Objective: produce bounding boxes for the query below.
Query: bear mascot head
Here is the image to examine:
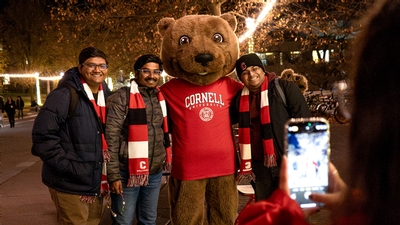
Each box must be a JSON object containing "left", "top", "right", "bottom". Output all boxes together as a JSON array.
[
  {"left": 280, "top": 68, "right": 309, "bottom": 94},
  {"left": 157, "top": 13, "right": 239, "bottom": 86}
]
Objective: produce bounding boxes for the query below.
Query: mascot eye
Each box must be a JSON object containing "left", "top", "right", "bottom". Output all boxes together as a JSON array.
[
  {"left": 213, "top": 33, "right": 224, "bottom": 43},
  {"left": 179, "top": 36, "right": 190, "bottom": 45}
]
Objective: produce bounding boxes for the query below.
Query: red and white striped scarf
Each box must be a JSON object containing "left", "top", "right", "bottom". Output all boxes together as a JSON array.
[
  {"left": 238, "top": 78, "right": 276, "bottom": 181},
  {"left": 79, "top": 77, "right": 110, "bottom": 203},
  {"left": 127, "top": 80, "right": 172, "bottom": 187}
]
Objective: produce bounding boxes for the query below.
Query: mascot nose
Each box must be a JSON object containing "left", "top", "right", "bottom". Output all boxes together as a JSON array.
[{"left": 195, "top": 54, "right": 213, "bottom": 66}]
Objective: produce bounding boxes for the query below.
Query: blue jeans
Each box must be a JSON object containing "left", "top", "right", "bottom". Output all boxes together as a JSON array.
[{"left": 111, "top": 170, "right": 162, "bottom": 225}]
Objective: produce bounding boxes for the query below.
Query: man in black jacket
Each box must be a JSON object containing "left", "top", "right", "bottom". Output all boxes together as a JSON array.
[
  {"left": 231, "top": 53, "right": 312, "bottom": 201},
  {"left": 32, "top": 47, "right": 111, "bottom": 225}
]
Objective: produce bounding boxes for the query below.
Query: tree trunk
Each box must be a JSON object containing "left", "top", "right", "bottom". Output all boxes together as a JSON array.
[
  {"left": 206, "top": 0, "right": 226, "bottom": 16},
  {"left": 29, "top": 84, "right": 35, "bottom": 103}
]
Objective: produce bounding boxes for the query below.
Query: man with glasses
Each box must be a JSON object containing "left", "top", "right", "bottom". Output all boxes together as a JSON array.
[
  {"left": 231, "top": 53, "right": 311, "bottom": 201},
  {"left": 106, "top": 54, "right": 171, "bottom": 225},
  {"left": 32, "top": 47, "right": 111, "bottom": 225}
]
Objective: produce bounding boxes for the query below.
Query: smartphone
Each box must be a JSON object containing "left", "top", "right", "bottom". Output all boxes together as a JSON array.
[{"left": 284, "top": 117, "right": 330, "bottom": 208}]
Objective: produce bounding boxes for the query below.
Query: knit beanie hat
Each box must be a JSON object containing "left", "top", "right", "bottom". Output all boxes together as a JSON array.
[{"left": 235, "top": 53, "right": 265, "bottom": 76}]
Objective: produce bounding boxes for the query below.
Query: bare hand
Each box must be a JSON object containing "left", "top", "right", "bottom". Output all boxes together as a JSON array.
[
  {"left": 110, "top": 180, "right": 123, "bottom": 195},
  {"left": 279, "top": 156, "right": 347, "bottom": 217},
  {"left": 308, "top": 163, "right": 347, "bottom": 210}
]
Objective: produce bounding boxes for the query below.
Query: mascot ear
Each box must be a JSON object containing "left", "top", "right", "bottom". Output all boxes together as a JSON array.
[
  {"left": 281, "top": 68, "right": 294, "bottom": 79},
  {"left": 158, "top": 17, "right": 175, "bottom": 37},
  {"left": 221, "top": 13, "right": 238, "bottom": 32}
]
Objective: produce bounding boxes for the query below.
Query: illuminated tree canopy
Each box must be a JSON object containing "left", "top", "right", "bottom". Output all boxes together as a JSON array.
[{"left": 1, "top": 0, "right": 375, "bottom": 89}]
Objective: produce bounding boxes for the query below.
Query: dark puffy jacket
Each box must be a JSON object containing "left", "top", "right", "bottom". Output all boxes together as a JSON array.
[
  {"left": 106, "top": 85, "right": 166, "bottom": 184},
  {"left": 4, "top": 100, "right": 16, "bottom": 115},
  {"left": 31, "top": 67, "right": 110, "bottom": 196}
]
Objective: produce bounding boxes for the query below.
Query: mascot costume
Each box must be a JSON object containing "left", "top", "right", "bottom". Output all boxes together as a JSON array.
[
  {"left": 280, "top": 68, "right": 308, "bottom": 94},
  {"left": 158, "top": 13, "right": 243, "bottom": 225}
]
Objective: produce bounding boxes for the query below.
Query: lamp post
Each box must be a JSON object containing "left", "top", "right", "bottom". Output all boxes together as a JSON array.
[{"left": 34, "top": 72, "right": 41, "bottom": 105}]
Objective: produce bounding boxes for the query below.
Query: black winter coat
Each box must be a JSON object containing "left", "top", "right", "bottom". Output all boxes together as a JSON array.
[
  {"left": 31, "top": 67, "right": 110, "bottom": 196},
  {"left": 4, "top": 100, "right": 16, "bottom": 115}
]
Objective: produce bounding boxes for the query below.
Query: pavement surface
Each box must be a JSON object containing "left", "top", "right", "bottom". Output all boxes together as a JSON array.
[{"left": 0, "top": 111, "right": 349, "bottom": 225}]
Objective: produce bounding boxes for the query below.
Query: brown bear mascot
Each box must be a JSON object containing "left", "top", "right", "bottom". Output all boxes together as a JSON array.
[
  {"left": 158, "top": 13, "right": 243, "bottom": 225},
  {"left": 280, "top": 68, "right": 309, "bottom": 94}
]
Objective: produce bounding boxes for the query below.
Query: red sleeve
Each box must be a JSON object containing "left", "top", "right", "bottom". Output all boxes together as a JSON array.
[{"left": 235, "top": 189, "right": 309, "bottom": 225}]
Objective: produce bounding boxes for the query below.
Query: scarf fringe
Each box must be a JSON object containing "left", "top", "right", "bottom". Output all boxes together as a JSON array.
[
  {"left": 100, "top": 189, "right": 110, "bottom": 197},
  {"left": 103, "top": 149, "right": 111, "bottom": 163},
  {"left": 264, "top": 154, "right": 277, "bottom": 168},
  {"left": 127, "top": 174, "right": 149, "bottom": 187},
  {"left": 79, "top": 195, "right": 96, "bottom": 204},
  {"left": 101, "top": 192, "right": 110, "bottom": 201},
  {"left": 236, "top": 172, "right": 256, "bottom": 184}
]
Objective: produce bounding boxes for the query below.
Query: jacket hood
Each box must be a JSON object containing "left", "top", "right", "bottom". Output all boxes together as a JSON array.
[{"left": 58, "top": 67, "right": 84, "bottom": 91}]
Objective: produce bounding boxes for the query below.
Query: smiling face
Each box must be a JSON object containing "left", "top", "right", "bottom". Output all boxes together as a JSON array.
[
  {"left": 136, "top": 62, "right": 162, "bottom": 89},
  {"left": 239, "top": 66, "right": 266, "bottom": 93},
  {"left": 78, "top": 57, "right": 107, "bottom": 93}
]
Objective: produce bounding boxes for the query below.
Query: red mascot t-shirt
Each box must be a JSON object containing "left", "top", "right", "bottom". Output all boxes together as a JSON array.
[{"left": 160, "top": 76, "right": 243, "bottom": 180}]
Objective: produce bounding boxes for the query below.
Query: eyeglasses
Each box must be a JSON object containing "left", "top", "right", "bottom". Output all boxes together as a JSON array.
[
  {"left": 138, "top": 68, "right": 162, "bottom": 76},
  {"left": 82, "top": 63, "right": 108, "bottom": 71},
  {"left": 241, "top": 66, "right": 262, "bottom": 76}
]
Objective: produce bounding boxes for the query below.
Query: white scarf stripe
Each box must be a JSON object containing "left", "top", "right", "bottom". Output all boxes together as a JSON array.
[
  {"left": 97, "top": 89, "right": 106, "bottom": 107},
  {"left": 240, "top": 144, "right": 252, "bottom": 160},
  {"left": 131, "top": 82, "right": 140, "bottom": 94},
  {"left": 82, "top": 83, "right": 94, "bottom": 100},
  {"left": 260, "top": 89, "right": 269, "bottom": 108},
  {"left": 160, "top": 100, "right": 167, "bottom": 117},
  {"left": 242, "top": 86, "right": 250, "bottom": 96},
  {"left": 82, "top": 83, "right": 106, "bottom": 107},
  {"left": 128, "top": 141, "right": 149, "bottom": 158},
  {"left": 101, "top": 164, "right": 108, "bottom": 186}
]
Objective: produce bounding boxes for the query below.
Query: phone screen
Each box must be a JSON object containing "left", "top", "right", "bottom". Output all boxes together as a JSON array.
[{"left": 285, "top": 118, "right": 330, "bottom": 208}]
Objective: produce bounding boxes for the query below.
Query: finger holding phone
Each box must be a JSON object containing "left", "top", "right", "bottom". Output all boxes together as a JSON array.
[{"left": 308, "top": 162, "right": 348, "bottom": 210}]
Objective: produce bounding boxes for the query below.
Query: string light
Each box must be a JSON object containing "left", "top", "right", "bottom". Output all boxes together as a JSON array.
[
  {"left": 239, "top": 0, "right": 276, "bottom": 43},
  {"left": 0, "top": 73, "right": 63, "bottom": 105},
  {"left": 0, "top": 73, "right": 62, "bottom": 80}
]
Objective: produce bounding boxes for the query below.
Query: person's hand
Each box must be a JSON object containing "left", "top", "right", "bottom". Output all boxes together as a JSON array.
[
  {"left": 110, "top": 180, "right": 123, "bottom": 195},
  {"left": 279, "top": 156, "right": 320, "bottom": 217},
  {"left": 308, "top": 162, "right": 348, "bottom": 210}
]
